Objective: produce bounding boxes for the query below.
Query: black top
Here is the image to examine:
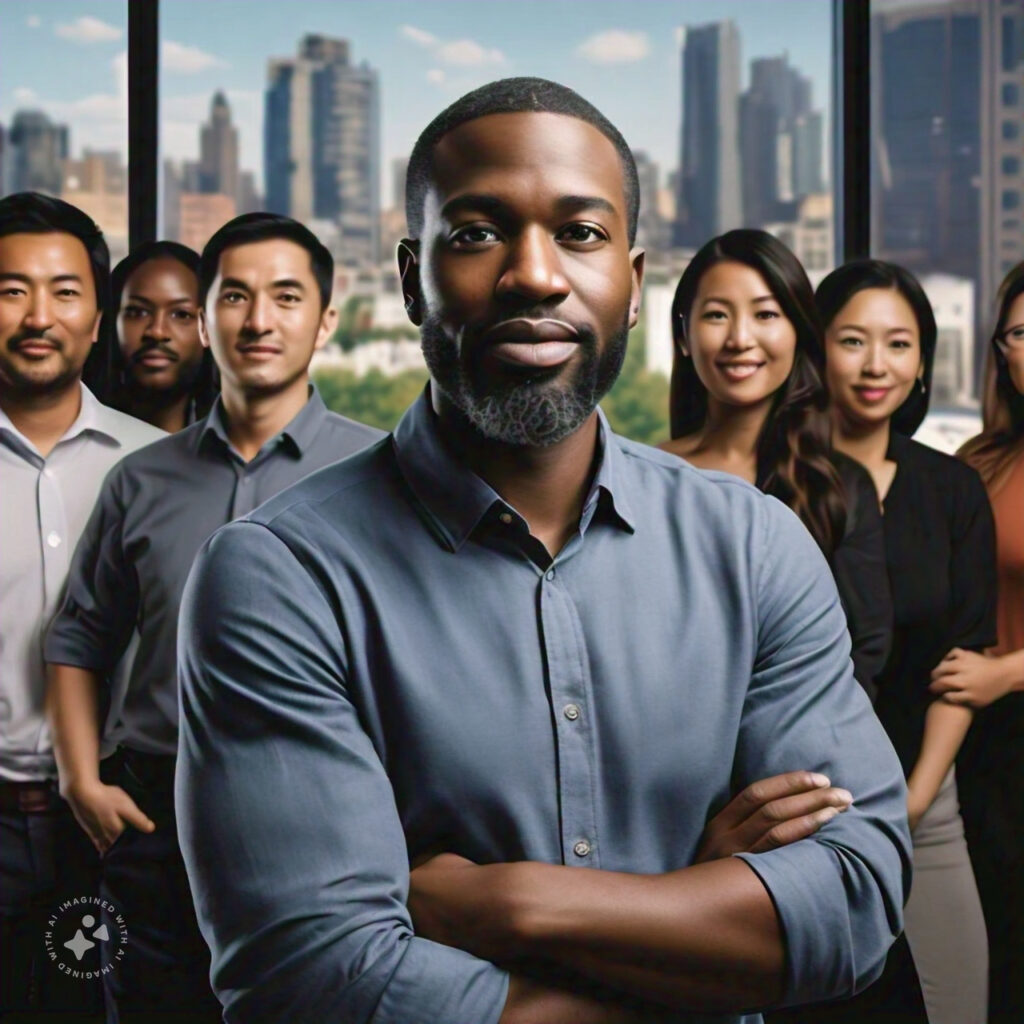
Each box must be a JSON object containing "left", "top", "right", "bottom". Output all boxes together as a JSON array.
[
  {"left": 874, "top": 433, "right": 998, "bottom": 776},
  {"left": 831, "top": 451, "right": 893, "bottom": 699}
]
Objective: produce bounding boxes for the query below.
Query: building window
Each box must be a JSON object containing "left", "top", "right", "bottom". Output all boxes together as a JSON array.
[
  {"left": 1003, "top": 190, "right": 1021, "bottom": 210},
  {"left": 1003, "top": 155, "right": 1021, "bottom": 175},
  {"left": 1003, "top": 82, "right": 1020, "bottom": 106},
  {"left": 1003, "top": 119, "right": 1020, "bottom": 140}
]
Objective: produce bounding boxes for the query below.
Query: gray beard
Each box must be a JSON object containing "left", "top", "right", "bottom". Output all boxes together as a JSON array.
[{"left": 420, "top": 313, "right": 629, "bottom": 447}]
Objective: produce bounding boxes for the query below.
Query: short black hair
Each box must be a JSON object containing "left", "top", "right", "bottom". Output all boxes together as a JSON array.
[
  {"left": 0, "top": 191, "right": 110, "bottom": 308},
  {"left": 198, "top": 212, "right": 333, "bottom": 309},
  {"left": 405, "top": 77, "right": 640, "bottom": 245},
  {"left": 815, "top": 259, "right": 937, "bottom": 436}
]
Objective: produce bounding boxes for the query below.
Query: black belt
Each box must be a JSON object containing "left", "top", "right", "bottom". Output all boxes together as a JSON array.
[{"left": 0, "top": 778, "right": 59, "bottom": 814}]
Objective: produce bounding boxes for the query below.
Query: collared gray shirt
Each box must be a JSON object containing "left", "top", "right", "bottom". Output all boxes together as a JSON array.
[
  {"left": 0, "top": 386, "right": 163, "bottom": 781},
  {"left": 44, "top": 388, "right": 382, "bottom": 756},
  {"left": 176, "top": 390, "right": 911, "bottom": 1024}
]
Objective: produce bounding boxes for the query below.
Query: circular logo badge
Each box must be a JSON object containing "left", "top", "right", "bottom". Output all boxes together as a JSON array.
[{"left": 45, "top": 896, "right": 128, "bottom": 980}]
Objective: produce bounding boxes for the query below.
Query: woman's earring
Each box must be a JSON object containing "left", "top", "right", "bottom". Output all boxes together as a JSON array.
[{"left": 916, "top": 377, "right": 927, "bottom": 395}]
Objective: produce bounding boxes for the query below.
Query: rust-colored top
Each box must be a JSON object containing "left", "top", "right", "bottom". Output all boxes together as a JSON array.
[{"left": 990, "top": 451, "right": 1024, "bottom": 656}]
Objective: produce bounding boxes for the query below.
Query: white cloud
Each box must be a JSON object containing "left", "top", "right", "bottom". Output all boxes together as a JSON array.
[
  {"left": 26, "top": 15, "right": 41, "bottom": 29},
  {"left": 426, "top": 69, "right": 446, "bottom": 85},
  {"left": 13, "top": 87, "right": 37, "bottom": 104},
  {"left": 577, "top": 30, "right": 650, "bottom": 65},
  {"left": 400, "top": 25, "right": 438, "bottom": 48},
  {"left": 162, "top": 40, "right": 229, "bottom": 74},
  {"left": 55, "top": 16, "right": 122, "bottom": 44},
  {"left": 437, "top": 39, "right": 506, "bottom": 66},
  {"left": 398, "top": 24, "right": 505, "bottom": 67}
]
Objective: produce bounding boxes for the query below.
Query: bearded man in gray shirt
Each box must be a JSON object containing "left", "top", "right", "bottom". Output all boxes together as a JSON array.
[
  {"left": 0, "top": 193, "right": 163, "bottom": 1020},
  {"left": 176, "top": 80, "right": 910, "bottom": 1024},
  {"left": 45, "top": 213, "right": 382, "bottom": 1022}
]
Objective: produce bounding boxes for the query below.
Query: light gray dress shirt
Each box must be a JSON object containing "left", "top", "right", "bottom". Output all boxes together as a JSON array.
[
  {"left": 0, "top": 386, "right": 163, "bottom": 782},
  {"left": 176, "top": 390, "right": 911, "bottom": 1024},
  {"left": 44, "top": 388, "right": 383, "bottom": 756}
]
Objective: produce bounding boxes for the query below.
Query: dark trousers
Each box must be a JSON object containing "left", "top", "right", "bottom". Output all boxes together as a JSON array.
[
  {"left": 0, "top": 782, "right": 103, "bottom": 1023},
  {"left": 99, "top": 749, "right": 221, "bottom": 1024}
]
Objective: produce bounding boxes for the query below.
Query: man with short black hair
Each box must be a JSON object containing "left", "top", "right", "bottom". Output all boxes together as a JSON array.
[
  {"left": 45, "top": 212, "right": 382, "bottom": 1021},
  {"left": 0, "top": 192, "right": 163, "bottom": 1020},
  {"left": 177, "top": 80, "right": 909, "bottom": 1024}
]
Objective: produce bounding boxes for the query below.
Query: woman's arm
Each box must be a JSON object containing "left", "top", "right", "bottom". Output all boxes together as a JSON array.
[{"left": 905, "top": 700, "right": 973, "bottom": 829}]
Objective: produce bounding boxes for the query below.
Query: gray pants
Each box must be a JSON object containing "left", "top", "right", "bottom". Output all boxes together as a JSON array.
[{"left": 904, "top": 768, "right": 988, "bottom": 1024}]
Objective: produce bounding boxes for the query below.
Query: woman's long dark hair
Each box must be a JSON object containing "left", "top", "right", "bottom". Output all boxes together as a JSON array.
[
  {"left": 83, "top": 241, "right": 218, "bottom": 420},
  {"left": 814, "top": 259, "right": 937, "bottom": 437},
  {"left": 959, "top": 260, "right": 1024, "bottom": 485},
  {"left": 670, "top": 229, "right": 846, "bottom": 557}
]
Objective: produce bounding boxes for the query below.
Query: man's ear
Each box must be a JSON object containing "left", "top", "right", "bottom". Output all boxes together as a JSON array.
[
  {"left": 314, "top": 303, "right": 339, "bottom": 352},
  {"left": 90, "top": 310, "right": 102, "bottom": 346},
  {"left": 397, "top": 239, "right": 423, "bottom": 326},
  {"left": 198, "top": 308, "right": 211, "bottom": 350},
  {"left": 627, "top": 247, "right": 646, "bottom": 330}
]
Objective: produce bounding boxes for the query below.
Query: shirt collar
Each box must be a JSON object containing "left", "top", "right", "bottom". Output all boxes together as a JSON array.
[
  {"left": 0, "top": 383, "right": 123, "bottom": 457},
  {"left": 392, "top": 387, "right": 635, "bottom": 552},
  {"left": 197, "top": 384, "right": 328, "bottom": 458}
]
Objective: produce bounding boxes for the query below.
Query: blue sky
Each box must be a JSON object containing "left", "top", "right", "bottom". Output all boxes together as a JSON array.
[{"left": 1, "top": 0, "right": 832, "bottom": 202}]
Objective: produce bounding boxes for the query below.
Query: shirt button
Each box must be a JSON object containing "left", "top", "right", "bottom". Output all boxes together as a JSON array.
[
  {"left": 499, "top": 512, "right": 513, "bottom": 524},
  {"left": 46, "top": 531, "right": 61, "bottom": 548},
  {"left": 573, "top": 839, "right": 591, "bottom": 858},
  {"left": 546, "top": 569, "right": 556, "bottom": 581},
  {"left": 563, "top": 703, "right": 580, "bottom": 721}
]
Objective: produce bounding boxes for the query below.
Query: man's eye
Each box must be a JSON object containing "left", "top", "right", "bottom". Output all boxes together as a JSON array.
[
  {"left": 450, "top": 226, "right": 499, "bottom": 247},
  {"left": 170, "top": 309, "right": 196, "bottom": 321},
  {"left": 557, "top": 224, "right": 606, "bottom": 245},
  {"left": 0, "top": 286, "right": 27, "bottom": 297},
  {"left": 277, "top": 292, "right": 301, "bottom": 304},
  {"left": 220, "top": 291, "right": 246, "bottom": 304},
  {"left": 56, "top": 288, "right": 80, "bottom": 298}
]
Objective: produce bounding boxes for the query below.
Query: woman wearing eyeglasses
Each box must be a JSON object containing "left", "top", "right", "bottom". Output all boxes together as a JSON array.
[
  {"left": 817, "top": 260, "right": 996, "bottom": 1024},
  {"left": 936, "top": 263, "right": 1024, "bottom": 1024}
]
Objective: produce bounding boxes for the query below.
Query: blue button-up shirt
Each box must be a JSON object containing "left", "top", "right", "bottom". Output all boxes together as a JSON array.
[{"left": 176, "top": 390, "right": 910, "bottom": 1024}]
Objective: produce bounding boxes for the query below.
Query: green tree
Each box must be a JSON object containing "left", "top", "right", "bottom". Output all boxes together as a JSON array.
[
  {"left": 600, "top": 325, "right": 670, "bottom": 446},
  {"left": 314, "top": 366, "right": 429, "bottom": 432}
]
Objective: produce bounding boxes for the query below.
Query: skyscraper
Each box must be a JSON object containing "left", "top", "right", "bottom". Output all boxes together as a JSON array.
[
  {"left": 8, "top": 110, "right": 68, "bottom": 195},
  {"left": 675, "top": 21, "right": 742, "bottom": 248},
  {"left": 199, "top": 91, "right": 239, "bottom": 200},
  {"left": 265, "top": 34, "right": 380, "bottom": 267}
]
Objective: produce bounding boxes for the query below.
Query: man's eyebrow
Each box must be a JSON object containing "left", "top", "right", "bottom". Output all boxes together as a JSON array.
[
  {"left": 218, "top": 277, "right": 251, "bottom": 292},
  {"left": 439, "top": 193, "right": 619, "bottom": 220},
  {"left": 270, "top": 278, "right": 306, "bottom": 291},
  {"left": 0, "top": 271, "right": 84, "bottom": 284}
]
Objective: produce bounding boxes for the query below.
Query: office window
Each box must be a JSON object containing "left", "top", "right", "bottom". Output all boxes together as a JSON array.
[
  {"left": 0, "top": 2, "right": 129, "bottom": 262},
  {"left": 871, "top": 0, "right": 1021, "bottom": 439},
  {"left": 158, "top": 0, "right": 834, "bottom": 440}
]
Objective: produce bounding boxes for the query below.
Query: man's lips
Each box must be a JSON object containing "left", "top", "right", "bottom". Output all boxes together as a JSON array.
[
  {"left": 482, "top": 318, "right": 580, "bottom": 369},
  {"left": 12, "top": 338, "right": 60, "bottom": 358},
  {"left": 134, "top": 349, "right": 177, "bottom": 367},
  {"left": 237, "top": 342, "right": 282, "bottom": 360}
]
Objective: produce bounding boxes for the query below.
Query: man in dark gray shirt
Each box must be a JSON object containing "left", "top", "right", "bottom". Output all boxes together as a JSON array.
[
  {"left": 177, "top": 80, "right": 910, "bottom": 1024},
  {"left": 45, "top": 213, "right": 382, "bottom": 1022}
]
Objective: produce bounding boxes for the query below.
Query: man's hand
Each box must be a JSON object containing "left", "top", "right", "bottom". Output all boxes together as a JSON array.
[
  {"left": 695, "top": 771, "right": 852, "bottom": 863},
  {"left": 929, "top": 648, "right": 1013, "bottom": 708},
  {"left": 64, "top": 778, "right": 155, "bottom": 855}
]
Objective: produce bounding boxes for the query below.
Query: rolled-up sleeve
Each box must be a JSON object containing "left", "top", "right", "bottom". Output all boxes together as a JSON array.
[
  {"left": 175, "top": 520, "right": 510, "bottom": 1024},
  {"left": 734, "top": 499, "right": 911, "bottom": 1007},
  {"left": 44, "top": 467, "right": 138, "bottom": 676}
]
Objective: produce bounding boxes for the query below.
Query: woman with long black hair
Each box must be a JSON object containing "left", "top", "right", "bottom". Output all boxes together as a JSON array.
[
  {"left": 662, "top": 229, "right": 892, "bottom": 697},
  {"left": 818, "top": 259, "right": 996, "bottom": 1024},
  {"left": 83, "top": 240, "right": 216, "bottom": 432}
]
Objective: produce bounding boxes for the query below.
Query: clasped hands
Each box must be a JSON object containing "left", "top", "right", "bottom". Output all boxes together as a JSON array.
[{"left": 408, "top": 770, "right": 852, "bottom": 961}]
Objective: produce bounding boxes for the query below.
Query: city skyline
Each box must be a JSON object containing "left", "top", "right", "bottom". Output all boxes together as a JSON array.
[{"left": 0, "top": 0, "right": 832, "bottom": 203}]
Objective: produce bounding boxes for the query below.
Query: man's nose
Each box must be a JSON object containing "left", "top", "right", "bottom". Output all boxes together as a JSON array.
[
  {"left": 144, "top": 310, "right": 171, "bottom": 341},
  {"left": 495, "top": 227, "right": 571, "bottom": 305},
  {"left": 244, "top": 292, "right": 273, "bottom": 334},
  {"left": 24, "top": 287, "right": 55, "bottom": 331}
]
